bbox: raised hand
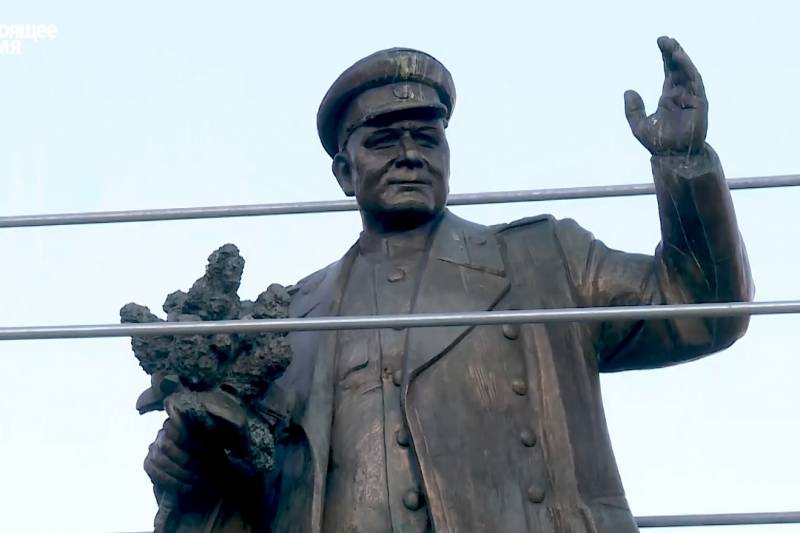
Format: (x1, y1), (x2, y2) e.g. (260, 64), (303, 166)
(624, 36), (708, 155)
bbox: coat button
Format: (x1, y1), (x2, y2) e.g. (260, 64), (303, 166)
(520, 429), (537, 447)
(392, 369), (403, 386)
(403, 489), (424, 510)
(511, 378), (527, 395)
(527, 484), (545, 503)
(387, 267), (406, 282)
(502, 324), (520, 340)
(396, 427), (410, 447)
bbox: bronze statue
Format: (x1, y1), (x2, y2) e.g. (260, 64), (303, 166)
(142, 37), (754, 532)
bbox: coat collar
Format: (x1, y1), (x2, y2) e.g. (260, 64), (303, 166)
(288, 210), (511, 388)
(404, 210), (510, 377)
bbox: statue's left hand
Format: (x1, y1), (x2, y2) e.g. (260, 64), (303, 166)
(624, 36), (708, 155)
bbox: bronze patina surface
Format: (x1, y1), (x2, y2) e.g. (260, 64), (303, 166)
(142, 37), (754, 532)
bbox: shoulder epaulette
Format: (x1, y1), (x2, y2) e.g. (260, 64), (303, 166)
(494, 214), (553, 233)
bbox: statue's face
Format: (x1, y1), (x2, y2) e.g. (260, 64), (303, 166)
(335, 114), (450, 226)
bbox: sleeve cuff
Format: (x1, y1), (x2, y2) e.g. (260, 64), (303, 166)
(650, 143), (722, 180)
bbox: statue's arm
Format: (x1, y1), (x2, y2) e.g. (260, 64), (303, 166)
(648, 143), (754, 355)
(150, 480), (267, 533)
(560, 36), (754, 371)
(555, 144), (753, 371)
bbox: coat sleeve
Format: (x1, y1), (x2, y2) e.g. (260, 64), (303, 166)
(554, 144), (754, 371)
(150, 470), (268, 533)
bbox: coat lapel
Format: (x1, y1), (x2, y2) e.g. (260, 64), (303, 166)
(405, 212), (510, 377)
(285, 243), (358, 533)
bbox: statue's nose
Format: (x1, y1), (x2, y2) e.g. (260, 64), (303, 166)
(396, 134), (424, 169)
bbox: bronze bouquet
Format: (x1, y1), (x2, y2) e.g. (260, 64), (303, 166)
(120, 244), (292, 532)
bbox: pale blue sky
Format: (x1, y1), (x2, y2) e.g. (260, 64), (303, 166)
(0, 1), (798, 532)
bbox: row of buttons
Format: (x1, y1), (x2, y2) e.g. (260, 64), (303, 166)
(397, 430), (423, 511)
(382, 258), (418, 509)
(503, 321), (546, 504)
(392, 425), (541, 507)
(504, 323), (526, 400)
(386, 364), (422, 512)
(385, 320), (541, 511)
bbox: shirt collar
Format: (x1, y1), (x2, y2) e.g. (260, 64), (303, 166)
(358, 214), (441, 259)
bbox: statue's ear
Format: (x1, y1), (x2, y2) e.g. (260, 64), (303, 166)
(332, 152), (355, 197)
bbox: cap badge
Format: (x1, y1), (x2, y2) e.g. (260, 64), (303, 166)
(392, 83), (415, 100)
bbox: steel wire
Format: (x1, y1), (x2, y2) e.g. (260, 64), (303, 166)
(1, 300), (797, 341)
(0, 174), (797, 228)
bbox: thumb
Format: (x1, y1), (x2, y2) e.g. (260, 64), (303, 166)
(623, 89), (647, 133)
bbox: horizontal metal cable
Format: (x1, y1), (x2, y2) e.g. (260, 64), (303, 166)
(1, 174), (797, 228)
(636, 510), (800, 527)
(1, 300), (797, 341)
(119, 511), (800, 532)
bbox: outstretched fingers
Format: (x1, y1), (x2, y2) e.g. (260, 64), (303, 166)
(658, 36), (705, 96)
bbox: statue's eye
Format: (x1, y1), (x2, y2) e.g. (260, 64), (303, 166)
(413, 131), (440, 148)
(364, 130), (398, 149)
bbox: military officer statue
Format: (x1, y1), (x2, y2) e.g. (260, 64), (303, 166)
(144, 37), (754, 532)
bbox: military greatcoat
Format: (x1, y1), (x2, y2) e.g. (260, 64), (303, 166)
(248, 145), (754, 533)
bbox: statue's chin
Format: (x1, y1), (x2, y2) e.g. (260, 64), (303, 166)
(370, 204), (442, 233)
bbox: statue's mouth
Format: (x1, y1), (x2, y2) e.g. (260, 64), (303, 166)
(386, 176), (433, 187)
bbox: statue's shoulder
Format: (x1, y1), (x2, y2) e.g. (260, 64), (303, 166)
(493, 215), (596, 256)
(287, 266), (330, 298)
(492, 214), (554, 235)
(287, 257), (344, 305)
(287, 244), (359, 318)
(286, 260), (338, 311)
(444, 211), (553, 237)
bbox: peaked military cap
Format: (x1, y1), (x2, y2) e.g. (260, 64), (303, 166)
(317, 47), (456, 158)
